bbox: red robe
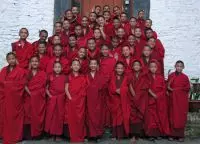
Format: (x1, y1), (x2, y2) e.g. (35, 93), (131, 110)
(45, 74), (66, 135)
(80, 59), (89, 74)
(26, 70), (47, 137)
(135, 39), (146, 58)
(109, 74), (130, 138)
(12, 40), (34, 69)
(32, 40), (39, 54)
(168, 72), (190, 138)
(65, 46), (78, 62)
(118, 56), (136, 76)
(66, 74), (87, 142)
(129, 72), (149, 135)
(140, 56), (152, 74)
(137, 19), (145, 30)
(86, 72), (105, 137)
(145, 74), (170, 136)
(87, 48), (100, 60)
(39, 55), (50, 72)
(1, 66), (26, 143)
(46, 57), (69, 75)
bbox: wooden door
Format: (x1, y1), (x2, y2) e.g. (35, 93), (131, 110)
(81, 0), (123, 16)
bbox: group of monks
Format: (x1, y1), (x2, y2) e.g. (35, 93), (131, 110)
(0, 5), (190, 144)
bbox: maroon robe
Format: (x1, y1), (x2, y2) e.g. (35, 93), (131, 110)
(135, 39), (146, 58)
(39, 55), (50, 72)
(145, 74), (170, 137)
(130, 72), (149, 136)
(45, 74), (66, 135)
(12, 40), (34, 69)
(140, 56), (152, 74)
(65, 46), (78, 62)
(87, 48), (100, 60)
(26, 70), (47, 137)
(109, 74), (130, 138)
(80, 59), (89, 74)
(168, 72), (190, 138)
(66, 74), (87, 142)
(118, 56), (136, 76)
(1, 66), (26, 143)
(86, 72), (105, 137)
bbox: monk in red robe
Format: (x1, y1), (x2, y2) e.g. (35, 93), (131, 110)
(167, 61), (190, 142)
(47, 35), (62, 58)
(24, 56), (47, 138)
(103, 11), (112, 24)
(125, 17), (137, 35)
(144, 19), (158, 39)
(129, 59), (149, 142)
(71, 6), (82, 24)
(87, 38), (100, 60)
(137, 10), (146, 30)
(140, 45), (152, 74)
(109, 36), (121, 61)
(126, 35), (136, 56)
(109, 62), (130, 139)
(120, 13), (129, 28)
(65, 59), (87, 142)
(45, 62), (66, 141)
(48, 22), (62, 45)
(1, 52), (26, 143)
(61, 20), (72, 47)
(99, 44), (116, 128)
(32, 30), (48, 53)
(74, 24), (87, 47)
(77, 47), (89, 74)
(89, 12), (97, 29)
(93, 28), (110, 48)
(86, 59), (105, 140)
(12, 28), (34, 69)
(81, 16), (93, 38)
(145, 60), (169, 141)
(46, 44), (69, 75)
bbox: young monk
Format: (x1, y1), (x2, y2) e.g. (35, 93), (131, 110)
(120, 13), (129, 28)
(167, 61), (190, 142)
(77, 47), (89, 74)
(47, 35), (62, 57)
(108, 17), (122, 38)
(71, 6), (81, 23)
(94, 5), (102, 16)
(48, 22), (63, 45)
(116, 27), (126, 46)
(103, 11), (112, 24)
(145, 60), (169, 141)
(129, 60), (149, 142)
(45, 62), (66, 141)
(140, 45), (152, 74)
(109, 61), (130, 140)
(144, 19), (158, 39)
(46, 44), (69, 75)
(12, 28), (34, 69)
(99, 44), (116, 128)
(125, 17), (137, 35)
(62, 10), (78, 31)
(65, 59), (88, 142)
(32, 30), (48, 53)
(127, 34), (136, 55)
(137, 10), (146, 30)
(65, 34), (78, 61)
(87, 38), (100, 60)
(81, 16), (93, 37)
(93, 28), (109, 48)
(0, 52), (26, 143)
(86, 59), (105, 141)
(36, 41), (49, 72)
(24, 56), (47, 139)
(109, 36), (121, 60)
(89, 12), (97, 29)
(61, 19), (71, 46)
(103, 5), (111, 12)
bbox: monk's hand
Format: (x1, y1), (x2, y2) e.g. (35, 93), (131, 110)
(68, 96), (72, 100)
(116, 89), (120, 94)
(168, 86), (173, 91)
(154, 94), (158, 99)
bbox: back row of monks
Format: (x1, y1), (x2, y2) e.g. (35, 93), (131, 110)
(0, 5), (190, 144)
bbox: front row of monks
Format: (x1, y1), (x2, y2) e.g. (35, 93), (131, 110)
(0, 49), (190, 143)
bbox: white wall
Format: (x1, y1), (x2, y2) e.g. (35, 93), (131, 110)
(0, 0), (54, 67)
(0, 0), (200, 78)
(150, 0), (200, 78)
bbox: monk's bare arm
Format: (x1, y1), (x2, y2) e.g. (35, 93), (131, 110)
(46, 84), (52, 98)
(25, 86), (31, 96)
(65, 83), (72, 100)
(148, 89), (157, 99)
(129, 83), (135, 97)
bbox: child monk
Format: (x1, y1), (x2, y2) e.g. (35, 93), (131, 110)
(24, 56), (47, 139)
(65, 59), (88, 142)
(0, 52), (26, 143)
(87, 38), (100, 60)
(167, 60), (190, 142)
(12, 28), (34, 69)
(108, 61), (130, 140)
(32, 30), (48, 52)
(86, 59), (105, 141)
(145, 60), (169, 141)
(129, 60), (149, 142)
(140, 45), (152, 74)
(45, 62), (66, 141)
(77, 47), (89, 74)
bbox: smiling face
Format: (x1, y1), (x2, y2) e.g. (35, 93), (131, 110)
(78, 48), (86, 59)
(7, 54), (16, 67)
(101, 45), (109, 57)
(72, 6), (79, 15)
(39, 31), (48, 41)
(103, 11), (111, 21)
(71, 60), (81, 72)
(63, 20), (71, 30)
(30, 57), (39, 69)
(94, 29), (101, 39)
(122, 46), (131, 58)
(143, 46), (152, 57)
(53, 36), (61, 44)
(65, 10), (73, 20)
(134, 28), (142, 38)
(89, 12), (97, 22)
(130, 17), (137, 27)
(38, 43), (46, 54)
(89, 59), (98, 71)
(149, 62), (158, 74)
(115, 63), (124, 76)
(175, 62), (184, 73)
(147, 38), (156, 49)
(54, 22), (62, 34)
(128, 35), (136, 45)
(87, 39), (96, 51)
(53, 45), (62, 57)
(19, 28), (29, 40)
(117, 28), (125, 38)
(81, 17), (89, 27)
(53, 62), (62, 74)
(133, 61), (141, 72)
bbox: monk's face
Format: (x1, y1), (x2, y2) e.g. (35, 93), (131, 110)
(103, 12), (111, 21)
(113, 7), (120, 16)
(175, 63), (184, 73)
(149, 62), (158, 74)
(148, 38), (156, 48)
(138, 11), (145, 19)
(130, 18), (137, 27)
(143, 46), (152, 57)
(81, 17), (89, 27)
(117, 28), (125, 38)
(89, 60), (98, 71)
(95, 6), (101, 15)
(19, 29), (28, 40)
(128, 35), (136, 45)
(133, 62), (141, 72)
(145, 20), (152, 28)
(54, 23), (62, 34)
(101, 46), (109, 57)
(135, 28), (142, 38)
(78, 48), (86, 59)
(63, 20), (71, 30)
(53, 36), (61, 44)
(122, 46), (131, 58)
(115, 64), (124, 76)
(38, 44), (46, 54)
(97, 17), (105, 27)
(53, 46), (62, 57)
(71, 61), (81, 72)
(65, 11), (73, 20)
(39, 32), (48, 41)
(103, 6), (110, 12)
(113, 19), (121, 29)
(7, 54), (16, 67)
(75, 26), (82, 36)
(94, 29), (101, 39)
(89, 13), (97, 22)
(120, 14), (127, 22)
(145, 30), (153, 39)
(30, 57), (39, 69)
(111, 38), (119, 47)
(72, 7), (79, 15)
(53, 63), (62, 74)
(87, 39), (96, 51)
(69, 36), (77, 47)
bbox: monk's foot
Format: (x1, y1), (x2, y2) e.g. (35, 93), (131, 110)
(177, 138), (184, 142)
(168, 137), (174, 141)
(130, 137), (136, 144)
(157, 136), (162, 140)
(111, 137), (117, 141)
(55, 136), (62, 142)
(148, 137), (155, 141)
